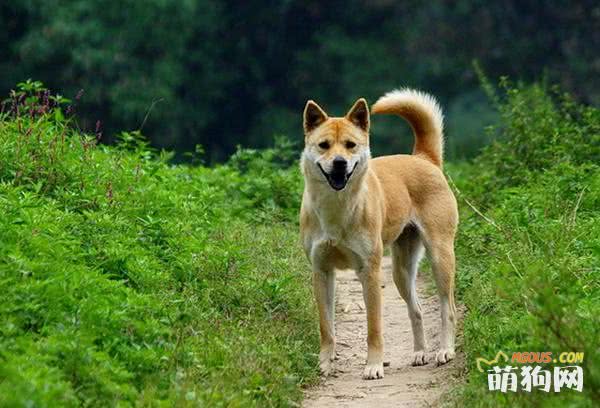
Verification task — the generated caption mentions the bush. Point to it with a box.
[467,77,599,198]
[0,82,315,406]
[448,81,599,406]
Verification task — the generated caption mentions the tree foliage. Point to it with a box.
[1,0,597,161]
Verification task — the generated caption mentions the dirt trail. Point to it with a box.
[303,256,463,408]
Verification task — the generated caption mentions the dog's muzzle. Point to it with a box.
[318,158,358,191]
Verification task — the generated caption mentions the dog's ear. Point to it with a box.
[346,98,370,132]
[304,100,328,133]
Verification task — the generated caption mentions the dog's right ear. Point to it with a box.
[303,100,328,133]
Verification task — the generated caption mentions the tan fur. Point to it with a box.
[300,89,458,380]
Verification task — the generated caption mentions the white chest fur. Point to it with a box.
[306,183,374,268]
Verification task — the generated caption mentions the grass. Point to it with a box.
[1,78,598,407]
[0,81,315,407]
[447,79,599,406]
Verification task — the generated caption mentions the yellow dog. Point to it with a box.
[300,89,458,379]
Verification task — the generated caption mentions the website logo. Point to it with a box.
[477,351,584,393]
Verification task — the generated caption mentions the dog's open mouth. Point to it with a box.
[318,162,358,191]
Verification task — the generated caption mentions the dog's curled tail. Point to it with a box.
[372,89,444,167]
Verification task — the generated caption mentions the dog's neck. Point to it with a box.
[305,167,369,241]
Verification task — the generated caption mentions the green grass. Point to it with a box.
[447,80,599,406]
[1,78,598,407]
[0,82,315,407]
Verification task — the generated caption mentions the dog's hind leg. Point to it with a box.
[313,266,336,376]
[429,240,456,365]
[391,225,427,365]
[421,230,457,365]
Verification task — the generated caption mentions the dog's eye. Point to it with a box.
[345,141,356,149]
[318,141,330,149]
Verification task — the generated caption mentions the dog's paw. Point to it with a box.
[319,359,334,377]
[319,348,335,377]
[363,362,384,380]
[435,349,455,366]
[411,351,427,366]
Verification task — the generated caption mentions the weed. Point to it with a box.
[0,82,317,407]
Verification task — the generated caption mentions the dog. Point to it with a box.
[299,89,458,380]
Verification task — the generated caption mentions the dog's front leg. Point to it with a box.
[359,253,384,379]
[313,266,336,376]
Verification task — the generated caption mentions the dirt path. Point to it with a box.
[303,256,463,408]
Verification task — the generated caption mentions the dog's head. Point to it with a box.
[301,98,371,191]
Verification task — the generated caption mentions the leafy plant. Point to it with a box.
[0,83,317,407]
[448,80,599,407]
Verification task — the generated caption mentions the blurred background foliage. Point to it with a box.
[1,0,598,162]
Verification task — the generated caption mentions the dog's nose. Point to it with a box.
[333,156,347,169]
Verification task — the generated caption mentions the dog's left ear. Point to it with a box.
[346,98,370,132]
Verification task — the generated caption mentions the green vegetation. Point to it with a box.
[449,79,599,406]
[1,1,596,160]
[1,77,598,406]
[0,82,313,407]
